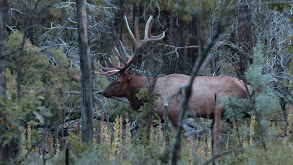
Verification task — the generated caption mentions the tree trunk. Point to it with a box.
[0,0,8,163]
[237,0,252,76]
[187,14,198,65]
[163,105,170,164]
[167,15,186,74]
[210,53,220,76]
[76,0,94,143]
[212,94,221,165]
[0,0,7,98]
[114,0,124,41]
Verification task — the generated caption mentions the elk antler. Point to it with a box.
[96,15,165,76]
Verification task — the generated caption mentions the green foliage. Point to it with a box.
[254,94,278,115]
[222,97,251,122]
[261,0,293,24]
[245,43,279,115]
[70,143,163,165]
[5,31,81,124]
[287,35,293,53]
[218,140,293,165]
[5,1,293,164]
[7,31,52,88]
[50,48,70,68]
[287,35,293,79]
[262,0,292,13]
[136,87,161,104]
[30,129,165,165]
[48,5,63,18]
[0,91,51,144]
[235,43,280,142]
[0,28,82,163]
[135,0,217,22]
[132,87,162,143]
[223,44,273,122]
[223,43,280,124]
[136,87,161,124]
[245,43,274,91]
[173,0,216,16]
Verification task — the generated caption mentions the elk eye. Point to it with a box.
[116,81,121,85]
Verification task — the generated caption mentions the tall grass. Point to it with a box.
[21,111,293,165]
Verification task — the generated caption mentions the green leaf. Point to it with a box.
[33,111,44,124]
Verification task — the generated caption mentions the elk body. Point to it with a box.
[97,16,249,127]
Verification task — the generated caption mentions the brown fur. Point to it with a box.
[103,69,250,127]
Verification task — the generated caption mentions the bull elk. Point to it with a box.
[96,15,250,127]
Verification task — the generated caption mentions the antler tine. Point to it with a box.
[125,16,144,51]
[143,15,165,43]
[119,40,131,59]
[114,46,127,65]
[96,60,120,76]
[95,69,120,77]
[134,16,140,42]
[97,15,165,76]
[108,57,123,69]
[96,46,129,76]
[125,15,137,45]
[97,61,113,71]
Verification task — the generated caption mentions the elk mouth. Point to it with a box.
[97,90,111,98]
[102,91,112,98]
[97,90,107,96]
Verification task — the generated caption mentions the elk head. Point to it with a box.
[101,68,134,98]
[96,15,165,100]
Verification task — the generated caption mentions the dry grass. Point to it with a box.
[21,110,293,165]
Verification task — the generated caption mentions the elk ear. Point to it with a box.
[127,68,133,75]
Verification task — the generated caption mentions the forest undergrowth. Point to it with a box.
[21,108,293,165]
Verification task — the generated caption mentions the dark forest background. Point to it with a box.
[0,0,293,164]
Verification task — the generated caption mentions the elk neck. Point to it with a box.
[125,74,154,110]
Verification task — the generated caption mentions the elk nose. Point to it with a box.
[97,91,105,96]
[102,91,110,97]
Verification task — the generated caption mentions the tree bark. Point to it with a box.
[0,0,8,163]
[163,104,170,164]
[114,0,124,41]
[0,0,7,98]
[237,0,252,76]
[76,0,94,143]
[146,77,157,141]
[187,14,198,65]
[212,94,221,165]
[167,15,186,74]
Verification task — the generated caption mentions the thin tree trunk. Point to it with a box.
[212,94,221,165]
[187,14,198,65]
[17,25,27,101]
[0,0,7,98]
[0,0,8,163]
[146,77,157,141]
[237,0,252,76]
[210,19,221,76]
[163,105,170,164]
[114,0,124,41]
[167,15,185,74]
[76,0,94,143]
